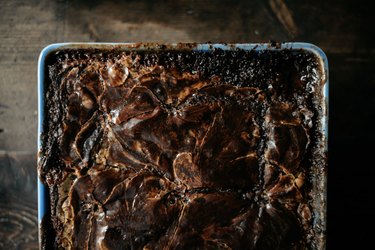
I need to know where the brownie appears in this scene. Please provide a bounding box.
[39,45,327,249]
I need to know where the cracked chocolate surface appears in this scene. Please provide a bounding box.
[39,46,326,249]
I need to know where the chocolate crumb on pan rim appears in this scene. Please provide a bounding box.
[38,42,328,250]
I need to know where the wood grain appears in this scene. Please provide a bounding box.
[0,152,38,249]
[269,0,298,37]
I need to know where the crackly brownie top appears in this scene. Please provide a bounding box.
[39,46,326,250]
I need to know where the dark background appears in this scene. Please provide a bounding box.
[1,0,374,249]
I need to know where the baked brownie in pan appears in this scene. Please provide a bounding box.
[38,43,328,250]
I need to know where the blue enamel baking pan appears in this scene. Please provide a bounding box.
[38,42,328,248]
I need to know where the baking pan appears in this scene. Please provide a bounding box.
[38,42,328,248]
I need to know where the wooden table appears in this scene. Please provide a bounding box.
[1,0,374,248]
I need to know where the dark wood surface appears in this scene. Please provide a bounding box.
[0,151,38,249]
[1,0,374,249]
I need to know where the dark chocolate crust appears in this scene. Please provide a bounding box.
[39,46,326,250]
